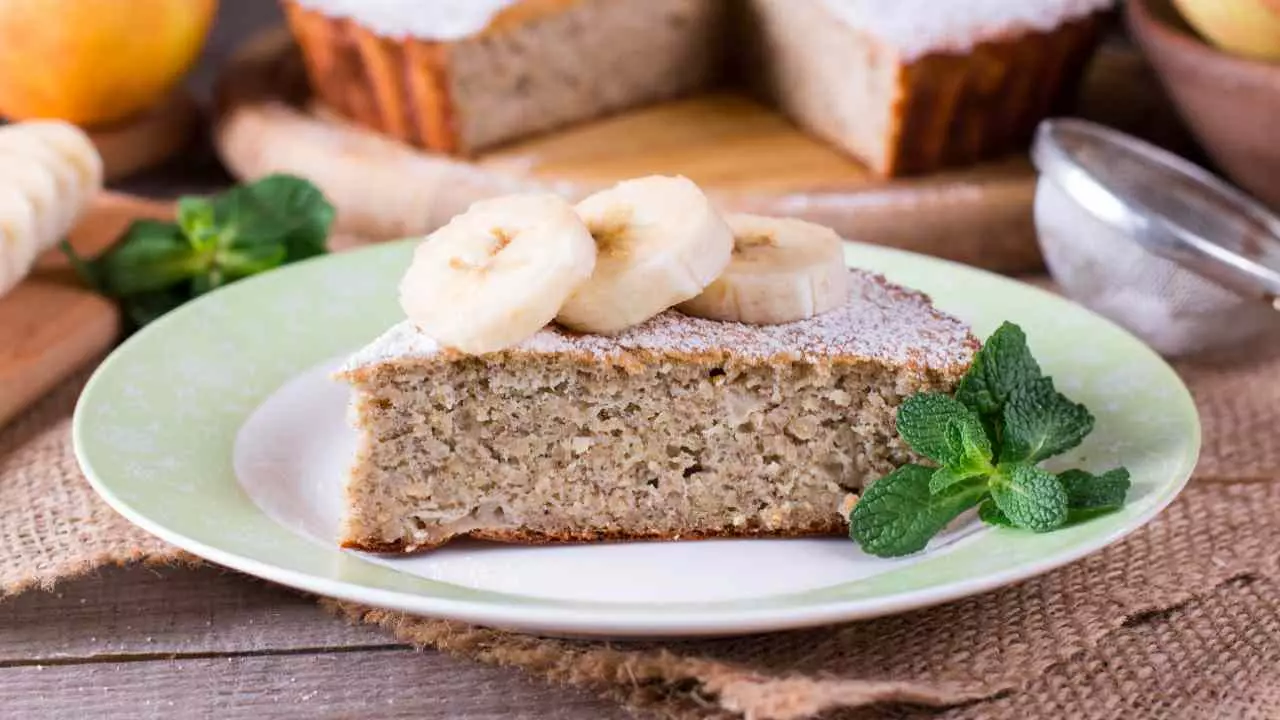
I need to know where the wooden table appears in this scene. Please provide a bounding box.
[0,566,628,718]
[0,2,627,717]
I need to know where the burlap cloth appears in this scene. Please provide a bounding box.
[5,330,1280,719]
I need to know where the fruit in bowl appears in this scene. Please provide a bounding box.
[0,0,218,126]
[1171,0,1280,60]
[1128,0,1280,210]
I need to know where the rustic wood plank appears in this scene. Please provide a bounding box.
[0,565,389,662]
[0,649,630,720]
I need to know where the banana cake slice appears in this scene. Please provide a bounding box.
[336,269,977,553]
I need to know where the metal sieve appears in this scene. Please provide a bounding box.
[1031,118,1280,358]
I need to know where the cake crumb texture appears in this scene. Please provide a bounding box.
[338,270,976,553]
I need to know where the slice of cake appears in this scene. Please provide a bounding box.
[334,176,976,552]
[337,271,976,552]
[281,0,1110,176]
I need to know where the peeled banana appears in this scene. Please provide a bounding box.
[0,120,102,298]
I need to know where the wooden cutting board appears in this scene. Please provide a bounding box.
[0,193,173,428]
[214,30,1193,274]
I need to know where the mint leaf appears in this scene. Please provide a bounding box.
[928,421,995,494]
[190,270,224,296]
[850,464,987,558]
[944,417,994,477]
[213,174,335,260]
[1001,378,1094,463]
[67,176,335,331]
[978,499,1016,528]
[956,322,1041,420]
[1061,468,1130,509]
[896,394,990,469]
[1060,468,1130,524]
[218,243,289,281]
[87,220,203,297]
[990,464,1068,532]
[177,197,218,252]
[929,466,968,494]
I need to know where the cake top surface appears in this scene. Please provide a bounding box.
[819,0,1114,59]
[342,270,977,373]
[291,0,518,41]
[293,0,1113,51]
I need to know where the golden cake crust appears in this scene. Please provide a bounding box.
[343,518,847,553]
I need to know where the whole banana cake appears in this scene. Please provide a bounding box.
[336,176,977,552]
[284,0,1112,176]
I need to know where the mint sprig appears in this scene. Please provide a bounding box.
[850,465,988,557]
[849,322,1130,558]
[63,174,335,330]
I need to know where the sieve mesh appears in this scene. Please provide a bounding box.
[1035,180,1278,357]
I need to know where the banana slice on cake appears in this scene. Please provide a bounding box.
[556,175,733,335]
[398,193,597,355]
[678,213,850,325]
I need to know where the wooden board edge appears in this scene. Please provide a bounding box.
[0,193,175,429]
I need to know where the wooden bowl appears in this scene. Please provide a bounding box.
[1128,0,1280,209]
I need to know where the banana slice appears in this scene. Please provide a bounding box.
[0,152,61,254]
[556,175,733,335]
[4,120,104,206]
[0,137,81,246]
[398,193,597,354]
[677,213,850,325]
[0,191,39,297]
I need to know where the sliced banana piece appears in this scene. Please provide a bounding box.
[0,136,81,245]
[399,193,597,355]
[0,152,62,254]
[3,120,104,206]
[0,190,39,297]
[678,213,850,325]
[556,175,733,335]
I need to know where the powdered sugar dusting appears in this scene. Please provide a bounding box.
[342,270,975,372]
[292,0,517,40]
[294,0,1114,54]
[820,0,1115,60]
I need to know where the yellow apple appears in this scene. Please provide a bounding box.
[1172,0,1280,60]
[0,0,218,126]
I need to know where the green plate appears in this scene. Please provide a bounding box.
[74,240,1200,638]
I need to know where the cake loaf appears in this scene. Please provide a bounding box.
[282,0,1110,176]
[336,270,977,553]
[739,0,1104,176]
[283,0,729,156]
